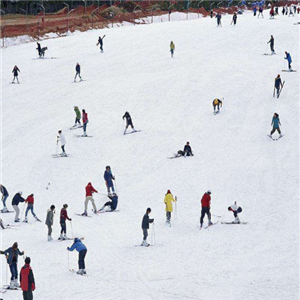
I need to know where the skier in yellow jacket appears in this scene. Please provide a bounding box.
[170,41,175,58]
[164,190,177,225]
[213,98,222,114]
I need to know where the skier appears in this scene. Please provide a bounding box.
[200,190,212,229]
[282,6,285,15]
[289,5,294,16]
[297,7,300,14]
[12,65,20,83]
[275,6,278,15]
[216,13,222,26]
[60,204,72,240]
[73,106,81,127]
[45,205,55,241]
[82,182,98,216]
[74,63,82,82]
[269,6,275,18]
[284,51,292,70]
[104,166,115,195]
[98,193,118,212]
[231,13,237,25]
[20,257,35,300]
[96,35,106,52]
[0,218,5,229]
[269,113,282,138]
[267,35,275,54]
[170,41,175,58]
[0,242,24,289]
[82,109,88,136]
[164,190,177,225]
[0,184,9,212]
[210,10,213,18]
[176,142,193,157]
[57,130,67,156]
[36,42,42,56]
[213,98,223,113]
[253,6,257,16]
[257,6,264,18]
[228,202,242,223]
[67,238,87,275]
[274,74,283,98]
[12,192,25,222]
[123,111,135,134]
[141,208,154,247]
[24,194,40,223]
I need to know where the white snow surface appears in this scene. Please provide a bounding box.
[1,11,299,300]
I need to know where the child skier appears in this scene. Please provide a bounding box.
[98,193,118,212]
[20,257,35,299]
[82,182,98,216]
[123,111,136,134]
[164,190,177,225]
[82,109,88,136]
[269,113,282,138]
[96,35,106,52]
[104,166,115,195]
[67,238,87,275]
[200,190,212,229]
[12,192,25,222]
[74,63,82,82]
[267,35,275,54]
[12,65,20,83]
[73,106,81,127]
[213,98,223,113]
[60,204,72,240]
[274,74,283,98]
[216,13,222,26]
[0,184,9,212]
[170,41,175,58]
[284,51,292,70]
[141,208,154,247]
[45,205,55,241]
[228,202,242,223]
[24,194,40,223]
[57,130,67,156]
[1,242,24,289]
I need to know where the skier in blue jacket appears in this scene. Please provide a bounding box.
[98,193,118,212]
[74,63,82,82]
[269,113,282,138]
[12,192,25,222]
[104,166,115,195]
[284,52,292,70]
[67,238,87,275]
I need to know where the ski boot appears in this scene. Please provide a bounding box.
[63,234,68,240]
[23,218,28,223]
[81,211,88,216]
[233,217,240,224]
[1,207,8,213]
[48,235,52,242]
[208,220,213,226]
[83,132,87,137]
[13,279,19,288]
[77,269,84,275]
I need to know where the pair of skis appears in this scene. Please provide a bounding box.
[273,81,285,98]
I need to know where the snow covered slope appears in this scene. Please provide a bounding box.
[1,10,299,300]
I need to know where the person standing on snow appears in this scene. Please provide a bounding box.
[123,111,136,134]
[267,35,275,54]
[200,190,213,229]
[284,51,292,70]
[274,74,283,98]
[82,109,89,136]
[67,238,87,275]
[98,193,118,212]
[73,106,81,127]
[96,35,106,52]
[0,184,9,212]
[20,257,35,300]
[141,208,154,247]
[12,65,20,83]
[170,41,175,58]
[257,6,264,18]
[216,13,222,26]
[36,42,42,57]
[210,10,213,18]
[104,166,115,195]
[269,6,275,18]
[228,202,242,223]
[269,113,282,138]
[45,205,55,241]
[60,204,72,240]
[24,194,40,223]
[12,192,25,222]
[0,242,24,289]
[82,182,98,216]
[164,190,177,225]
[253,6,257,16]
[231,13,237,25]
[57,130,67,156]
[213,98,223,113]
[74,63,82,82]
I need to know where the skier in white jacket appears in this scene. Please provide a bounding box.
[57,130,66,156]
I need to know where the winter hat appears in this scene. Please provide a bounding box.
[146,207,151,213]
[13,242,18,249]
[207,190,211,194]
[63,204,68,208]
[25,257,31,264]
[167,190,171,194]
[50,205,55,210]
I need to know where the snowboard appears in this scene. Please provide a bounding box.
[124,130,141,135]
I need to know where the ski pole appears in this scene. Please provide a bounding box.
[265,43,268,54]
[212,214,222,218]
[70,221,74,238]
[20,203,26,220]
[6,261,8,286]
[68,250,70,270]
[174,196,178,220]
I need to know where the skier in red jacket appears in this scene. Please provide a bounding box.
[60,204,71,240]
[24,194,40,223]
[82,182,98,216]
[20,257,35,300]
[82,109,89,136]
[200,190,212,229]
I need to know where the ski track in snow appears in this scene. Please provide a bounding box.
[1,10,299,300]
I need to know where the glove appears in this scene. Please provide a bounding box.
[67,247,69,250]
[69,218,72,221]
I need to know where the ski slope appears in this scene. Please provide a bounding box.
[1,10,299,300]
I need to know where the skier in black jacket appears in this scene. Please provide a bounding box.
[96,35,106,52]
[74,63,82,82]
[232,13,237,25]
[123,112,136,134]
[12,66,20,83]
[141,208,154,246]
[12,192,25,222]
[274,74,283,98]
[216,13,222,26]
[267,35,275,54]
[36,42,42,56]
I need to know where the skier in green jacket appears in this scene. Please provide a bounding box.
[73,106,81,127]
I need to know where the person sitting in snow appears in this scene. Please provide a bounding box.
[177,142,193,157]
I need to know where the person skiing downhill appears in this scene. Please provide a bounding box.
[82,109,89,136]
[67,238,87,275]
[0,242,24,289]
[45,205,55,241]
[36,42,42,56]
[104,166,115,195]
[12,65,20,83]
[73,106,81,127]
[98,193,118,212]
[123,111,136,134]
[231,13,237,25]
[210,10,213,18]
[82,182,98,216]
[164,190,177,225]
[24,194,40,223]
[141,208,154,247]
[270,6,275,18]
[74,63,82,82]
[0,184,9,212]
[257,6,264,18]
[57,130,67,156]
[12,192,25,222]
[170,41,175,58]
[274,74,283,98]
[60,204,72,240]
[213,98,223,113]
[269,113,282,138]
[267,35,275,54]
[216,13,222,26]
[200,190,213,229]
[20,257,35,300]
[96,35,106,52]
[228,202,242,223]
[284,51,292,70]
